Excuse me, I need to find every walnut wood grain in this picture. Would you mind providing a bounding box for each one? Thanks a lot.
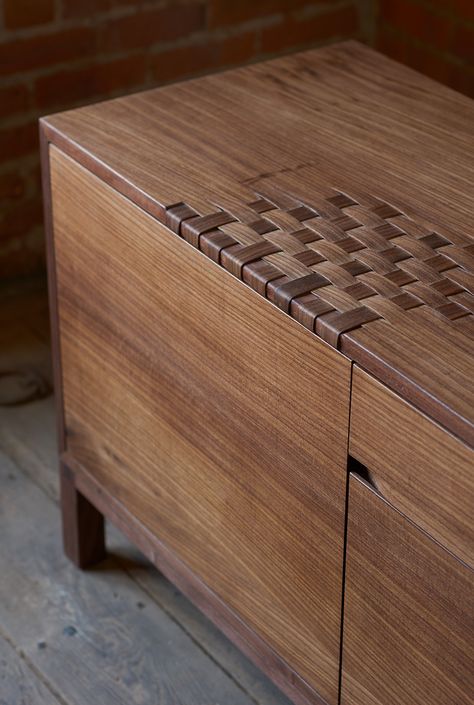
[40,40,474,445]
[350,367,474,567]
[40,128,65,454]
[64,451,324,705]
[60,461,106,569]
[341,312,473,447]
[50,146,352,705]
[0,451,267,705]
[41,42,474,230]
[341,474,474,705]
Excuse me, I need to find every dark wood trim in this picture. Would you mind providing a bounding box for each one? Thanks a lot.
[61,451,328,705]
[340,335,474,449]
[43,126,108,569]
[40,123,66,454]
[41,121,167,224]
[60,461,106,568]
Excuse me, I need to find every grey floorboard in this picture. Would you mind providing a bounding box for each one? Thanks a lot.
[0,630,62,705]
[0,450,259,705]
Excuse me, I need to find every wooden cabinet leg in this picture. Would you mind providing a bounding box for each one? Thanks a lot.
[60,462,106,568]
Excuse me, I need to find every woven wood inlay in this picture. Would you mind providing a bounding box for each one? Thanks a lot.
[166,184,474,349]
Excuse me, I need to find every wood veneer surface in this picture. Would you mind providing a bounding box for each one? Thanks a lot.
[350,367,474,566]
[50,146,352,705]
[41,41,474,444]
[341,474,474,705]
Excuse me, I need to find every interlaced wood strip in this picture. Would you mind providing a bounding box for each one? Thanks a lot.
[166,185,474,350]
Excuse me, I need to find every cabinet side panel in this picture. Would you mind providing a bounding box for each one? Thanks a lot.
[51,147,351,704]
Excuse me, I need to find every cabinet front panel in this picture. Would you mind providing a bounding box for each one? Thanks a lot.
[350,367,474,566]
[342,474,474,705]
[51,146,351,704]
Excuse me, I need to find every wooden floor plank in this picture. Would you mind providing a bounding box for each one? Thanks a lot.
[0,397,58,500]
[0,631,63,705]
[0,450,260,705]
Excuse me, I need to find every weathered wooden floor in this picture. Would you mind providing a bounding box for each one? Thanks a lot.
[0,280,291,705]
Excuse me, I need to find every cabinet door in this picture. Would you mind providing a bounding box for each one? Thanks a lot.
[350,367,473,567]
[50,146,352,705]
[342,474,474,705]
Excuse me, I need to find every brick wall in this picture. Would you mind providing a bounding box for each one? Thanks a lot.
[0,0,472,281]
[0,0,362,281]
[376,0,474,95]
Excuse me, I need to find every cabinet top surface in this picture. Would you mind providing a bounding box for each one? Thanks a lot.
[42,41,474,446]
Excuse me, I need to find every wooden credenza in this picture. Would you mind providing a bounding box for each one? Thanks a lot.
[41,42,473,705]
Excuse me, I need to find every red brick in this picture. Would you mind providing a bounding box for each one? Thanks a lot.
[219,31,256,65]
[379,32,451,85]
[0,236,45,279]
[404,42,451,84]
[209,0,318,28]
[0,196,43,244]
[0,27,96,77]
[427,0,474,23]
[28,162,43,195]
[152,32,256,83]
[62,0,136,19]
[0,83,30,119]
[34,55,147,109]
[377,25,474,96]
[0,171,25,201]
[261,5,358,54]
[0,122,38,165]
[452,24,474,64]
[376,26,409,63]
[153,43,214,83]
[3,0,55,29]
[379,0,453,49]
[447,63,474,97]
[100,3,206,53]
